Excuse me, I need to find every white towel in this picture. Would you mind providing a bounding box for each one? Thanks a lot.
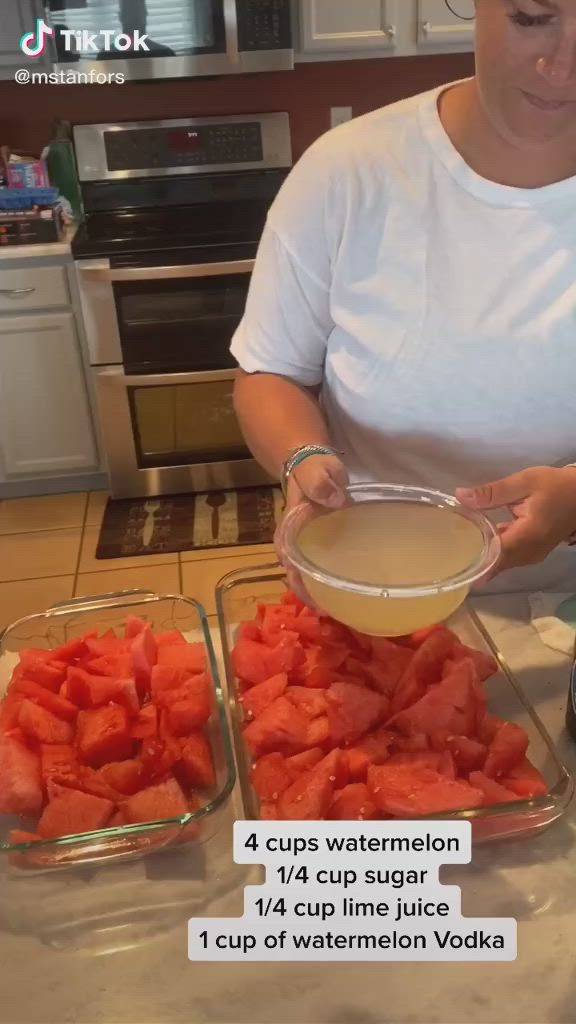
[529,592,576,656]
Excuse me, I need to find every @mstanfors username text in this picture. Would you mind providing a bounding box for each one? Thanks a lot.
[15,68,125,85]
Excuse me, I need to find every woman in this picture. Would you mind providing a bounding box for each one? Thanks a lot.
[231,0,576,594]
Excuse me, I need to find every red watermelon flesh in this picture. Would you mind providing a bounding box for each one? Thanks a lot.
[389,629,456,715]
[250,752,291,802]
[469,771,519,805]
[121,776,189,824]
[131,625,158,693]
[99,759,145,796]
[502,758,548,798]
[177,732,216,789]
[155,630,187,648]
[157,643,206,674]
[13,678,77,721]
[19,700,74,744]
[76,704,132,768]
[390,660,477,738]
[241,673,289,720]
[277,762,335,821]
[484,722,529,779]
[23,660,67,693]
[40,743,77,780]
[304,715,331,749]
[124,615,147,639]
[446,735,487,772]
[130,703,157,740]
[243,697,309,757]
[284,747,324,780]
[329,783,378,821]
[326,682,389,746]
[38,785,114,838]
[0,735,43,817]
[285,686,328,719]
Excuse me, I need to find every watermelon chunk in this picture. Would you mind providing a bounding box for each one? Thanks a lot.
[241,673,289,720]
[277,761,335,820]
[233,635,272,685]
[304,715,331,748]
[469,771,519,805]
[390,660,477,738]
[40,743,76,780]
[99,759,145,796]
[124,615,147,639]
[329,783,378,821]
[131,703,157,740]
[178,732,216,789]
[0,735,43,817]
[12,678,77,722]
[121,776,189,824]
[326,682,389,746]
[285,686,328,719]
[23,660,67,693]
[284,747,324,780]
[368,764,483,818]
[131,625,158,694]
[155,630,187,648]
[243,697,309,757]
[67,667,140,715]
[84,654,133,678]
[484,722,529,779]
[76,704,132,767]
[167,686,211,735]
[140,736,179,782]
[502,758,548,798]
[446,735,487,772]
[389,629,456,715]
[38,785,114,838]
[19,700,74,744]
[47,765,119,803]
[250,752,291,802]
[0,694,24,734]
[157,643,206,674]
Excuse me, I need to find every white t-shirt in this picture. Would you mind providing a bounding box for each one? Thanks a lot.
[231,81,576,594]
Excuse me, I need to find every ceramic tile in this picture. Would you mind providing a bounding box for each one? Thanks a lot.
[85,490,110,528]
[182,553,271,615]
[181,542,276,563]
[0,529,82,582]
[75,563,180,599]
[78,524,178,574]
[0,575,74,630]
[0,493,86,535]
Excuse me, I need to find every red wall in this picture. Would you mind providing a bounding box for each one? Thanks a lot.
[0,52,474,159]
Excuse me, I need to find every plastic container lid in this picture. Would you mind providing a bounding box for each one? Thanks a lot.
[280,483,502,599]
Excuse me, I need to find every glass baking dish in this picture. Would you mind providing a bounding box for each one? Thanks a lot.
[215,563,574,844]
[0,589,236,871]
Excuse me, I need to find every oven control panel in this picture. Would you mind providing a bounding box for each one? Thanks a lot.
[238,0,292,51]
[105,122,264,171]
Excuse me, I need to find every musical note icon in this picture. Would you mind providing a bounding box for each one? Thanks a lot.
[20,18,55,58]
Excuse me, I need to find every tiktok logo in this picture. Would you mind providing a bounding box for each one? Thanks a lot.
[20,18,54,58]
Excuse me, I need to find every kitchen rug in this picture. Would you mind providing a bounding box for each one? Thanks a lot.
[95,487,284,559]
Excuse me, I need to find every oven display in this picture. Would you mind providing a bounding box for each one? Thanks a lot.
[105,123,264,171]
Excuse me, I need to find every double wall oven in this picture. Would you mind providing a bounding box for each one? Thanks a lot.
[73,113,292,498]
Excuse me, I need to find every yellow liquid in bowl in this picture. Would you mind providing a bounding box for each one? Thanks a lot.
[296,501,485,636]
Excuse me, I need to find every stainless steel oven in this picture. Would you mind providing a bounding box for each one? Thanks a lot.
[44,0,294,81]
[73,112,292,499]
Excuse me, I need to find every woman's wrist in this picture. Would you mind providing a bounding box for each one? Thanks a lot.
[280,445,343,498]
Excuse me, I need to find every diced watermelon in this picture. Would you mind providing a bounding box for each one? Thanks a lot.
[260,603,297,645]
[390,660,477,738]
[446,735,487,772]
[304,714,331,749]
[344,728,395,781]
[502,758,548,798]
[47,766,119,802]
[40,743,76,780]
[484,722,529,779]
[278,762,335,820]
[150,664,190,700]
[50,637,89,665]
[389,629,456,715]
[368,763,483,818]
[17,648,53,668]
[0,735,43,817]
[66,667,140,715]
[238,621,261,642]
[131,625,158,694]
[386,751,446,772]
[167,691,211,736]
[121,776,188,824]
[285,686,328,719]
[282,590,306,611]
[326,682,388,746]
[368,639,413,695]
[469,771,519,805]
[259,802,281,821]
[84,654,133,678]
[241,673,289,720]
[250,752,291,802]
[157,643,206,674]
[232,638,271,685]
[329,783,379,821]
[140,736,179,782]
[284,748,324,781]
[99,759,145,796]
[19,700,74,744]
[265,633,305,676]
[131,703,157,740]
[452,644,498,682]
[38,785,114,838]
[155,630,187,648]
[76,704,132,767]
[0,694,24,734]
[12,678,78,722]
[124,615,147,639]
[23,660,67,693]
[243,697,309,757]
[392,733,430,753]
[8,830,42,845]
[178,732,216,789]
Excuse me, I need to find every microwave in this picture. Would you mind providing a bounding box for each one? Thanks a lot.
[44,0,294,81]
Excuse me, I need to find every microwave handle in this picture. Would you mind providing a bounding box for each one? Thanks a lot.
[224,0,240,64]
[96,366,239,388]
[77,259,254,282]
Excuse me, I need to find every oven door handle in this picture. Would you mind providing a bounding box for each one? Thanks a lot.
[96,366,238,388]
[224,0,240,64]
[78,259,254,282]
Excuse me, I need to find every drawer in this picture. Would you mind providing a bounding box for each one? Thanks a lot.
[0,266,70,313]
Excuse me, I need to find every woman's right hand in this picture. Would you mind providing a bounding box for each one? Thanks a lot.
[274,454,350,606]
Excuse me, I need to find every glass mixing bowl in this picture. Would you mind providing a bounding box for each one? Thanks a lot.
[278,483,501,636]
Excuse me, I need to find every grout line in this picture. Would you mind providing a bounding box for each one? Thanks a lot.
[178,553,184,595]
[0,524,86,538]
[72,492,90,597]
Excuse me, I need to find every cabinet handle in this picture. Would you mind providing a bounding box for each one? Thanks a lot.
[421,21,473,37]
[0,287,36,297]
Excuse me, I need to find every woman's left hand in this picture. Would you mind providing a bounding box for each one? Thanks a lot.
[455,466,576,578]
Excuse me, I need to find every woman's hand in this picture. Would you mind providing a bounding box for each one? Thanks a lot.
[456,466,576,578]
[275,454,350,604]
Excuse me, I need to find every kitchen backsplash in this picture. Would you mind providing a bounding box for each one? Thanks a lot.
[0,52,474,161]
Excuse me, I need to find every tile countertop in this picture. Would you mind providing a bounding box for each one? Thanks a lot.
[2,595,576,1024]
[0,222,76,260]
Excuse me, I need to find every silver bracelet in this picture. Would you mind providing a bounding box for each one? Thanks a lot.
[280,445,343,498]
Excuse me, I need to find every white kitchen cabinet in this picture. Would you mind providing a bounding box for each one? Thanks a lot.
[417,0,475,47]
[0,0,49,78]
[0,311,99,478]
[300,0,398,53]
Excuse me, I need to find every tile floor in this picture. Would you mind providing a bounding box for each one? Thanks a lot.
[0,491,276,630]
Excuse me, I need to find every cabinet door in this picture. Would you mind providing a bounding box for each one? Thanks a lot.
[417,0,475,47]
[300,0,397,52]
[0,312,98,478]
[0,0,50,76]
